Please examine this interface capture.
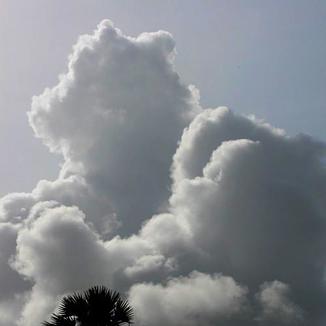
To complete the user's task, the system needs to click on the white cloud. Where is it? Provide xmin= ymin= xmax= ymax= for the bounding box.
xmin=0 ymin=20 xmax=325 ymax=326
xmin=129 ymin=271 xmax=249 ymax=326
xmin=0 ymin=193 xmax=35 ymax=223
xmin=28 ymin=19 xmax=200 ymax=235
xmin=169 ymin=108 xmax=326 ymax=296
xmin=12 ymin=205 xmax=153 ymax=326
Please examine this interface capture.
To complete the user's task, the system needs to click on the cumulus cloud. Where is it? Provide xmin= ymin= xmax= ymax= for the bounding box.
xmin=129 ymin=271 xmax=249 ymax=326
xmin=0 ymin=20 xmax=325 ymax=326
xmin=13 ymin=205 xmax=121 ymax=325
xmin=256 ymin=281 xmax=303 ymax=325
xmin=28 ymin=19 xmax=200 ymax=235
xmin=0 ymin=223 xmax=30 ymax=299
xmin=167 ymin=107 xmax=326 ymax=323
xmin=0 ymin=175 xmax=117 ymax=235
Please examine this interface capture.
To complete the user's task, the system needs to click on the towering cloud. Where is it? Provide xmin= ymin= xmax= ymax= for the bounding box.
xmin=0 ymin=20 xmax=325 ymax=326
xmin=28 ymin=20 xmax=200 ymax=235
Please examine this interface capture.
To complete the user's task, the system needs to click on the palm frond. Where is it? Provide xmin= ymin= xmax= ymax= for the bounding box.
xmin=42 ymin=313 xmax=76 ymax=326
xmin=42 ymin=286 xmax=134 ymax=326
xmin=112 ymin=298 xmax=134 ymax=324
xmin=57 ymin=292 xmax=87 ymax=318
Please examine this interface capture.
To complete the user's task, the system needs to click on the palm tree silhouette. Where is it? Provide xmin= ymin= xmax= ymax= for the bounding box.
xmin=42 ymin=286 xmax=134 ymax=326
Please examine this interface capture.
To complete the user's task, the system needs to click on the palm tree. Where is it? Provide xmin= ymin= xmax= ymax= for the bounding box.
xmin=42 ymin=286 xmax=134 ymax=326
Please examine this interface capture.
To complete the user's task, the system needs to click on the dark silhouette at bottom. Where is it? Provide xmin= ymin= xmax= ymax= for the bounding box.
xmin=42 ymin=285 xmax=134 ymax=326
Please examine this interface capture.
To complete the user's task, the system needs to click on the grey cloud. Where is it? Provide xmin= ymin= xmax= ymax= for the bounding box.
xmin=129 ymin=271 xmax=249 ymax=326
xmin=0 ymin=193 xmax=35 ymax=223
xmin=255 ymin=281 xmax=303 ymax=325
xmin=13 ymin=205 xmax=149 ymax=325
xmin=0 ymin=223 xmax=30 ymax=300
xmin=28 ymin=19 xmax=200 ymax=235
xmin=0 ymin=176 xmax=117 ymax=235
xmin=0 ymin=224 xmax=30 ymax=326
xmin=167 ymin=107 xmax=326 ymax=323
xmin=0 ymin=295 xmax=27 ymax=326
xmin=0 ymin=20 xmax=325 ymax=326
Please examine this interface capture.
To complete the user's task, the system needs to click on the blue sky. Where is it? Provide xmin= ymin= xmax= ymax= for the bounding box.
xmin=0 ymin=0 xmax=325 ymax=195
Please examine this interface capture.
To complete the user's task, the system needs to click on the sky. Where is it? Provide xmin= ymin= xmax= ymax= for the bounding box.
xmin=0 ymin=1 xmax=326 ymax=326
